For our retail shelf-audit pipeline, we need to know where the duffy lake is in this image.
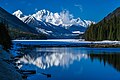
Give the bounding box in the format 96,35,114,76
12,40,120,80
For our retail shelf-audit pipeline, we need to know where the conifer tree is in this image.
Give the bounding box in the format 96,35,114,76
0,22,12,51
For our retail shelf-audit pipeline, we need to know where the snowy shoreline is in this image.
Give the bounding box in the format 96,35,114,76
13,39,120,48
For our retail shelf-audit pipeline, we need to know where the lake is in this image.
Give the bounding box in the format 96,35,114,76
12,41,120,80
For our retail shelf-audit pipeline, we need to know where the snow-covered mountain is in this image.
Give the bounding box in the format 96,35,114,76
0,7,37,34
13,9,95,38
13,9,94,27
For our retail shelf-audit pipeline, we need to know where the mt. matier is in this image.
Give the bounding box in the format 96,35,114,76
0,7,95,39
84,7,120,41
13,9,95,39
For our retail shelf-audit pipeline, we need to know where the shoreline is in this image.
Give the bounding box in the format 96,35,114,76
0,46,22,80
13,39,120,48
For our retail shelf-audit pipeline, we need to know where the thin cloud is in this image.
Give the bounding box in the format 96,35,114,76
35,8,38,11
74,4,83,12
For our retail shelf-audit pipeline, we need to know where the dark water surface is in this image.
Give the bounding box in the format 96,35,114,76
13,44,120,80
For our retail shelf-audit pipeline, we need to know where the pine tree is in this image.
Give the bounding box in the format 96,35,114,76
0,22,12,51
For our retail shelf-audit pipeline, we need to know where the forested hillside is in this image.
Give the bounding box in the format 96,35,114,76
0,22,12,51
84,7,120,41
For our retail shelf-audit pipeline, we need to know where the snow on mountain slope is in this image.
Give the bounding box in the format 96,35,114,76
13,9,95,38
22,15,40,27
84,20,95,26
13,10,24,20
13,9,95,28
0,7,37,34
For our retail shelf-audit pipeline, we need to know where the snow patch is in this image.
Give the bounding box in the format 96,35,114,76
72,31,84,34
13,9,95,27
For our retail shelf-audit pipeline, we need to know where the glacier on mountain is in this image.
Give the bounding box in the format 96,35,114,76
13,9,95,38
13,9,95,28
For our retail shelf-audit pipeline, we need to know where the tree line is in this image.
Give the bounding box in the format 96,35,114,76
0,22,12,51
84,15,120,41
0,21,47,51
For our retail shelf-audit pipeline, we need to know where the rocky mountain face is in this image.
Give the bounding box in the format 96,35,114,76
13,10,94,27
0,7,48,39
13,9,95,38
0,7,37,34
0,7,95,39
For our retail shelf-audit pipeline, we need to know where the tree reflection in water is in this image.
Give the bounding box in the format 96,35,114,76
16,45,120,72
89,53,120,72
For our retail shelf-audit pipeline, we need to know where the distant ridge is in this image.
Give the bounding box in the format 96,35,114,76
0,7,37,33
13,9,95,38
0,7,47,39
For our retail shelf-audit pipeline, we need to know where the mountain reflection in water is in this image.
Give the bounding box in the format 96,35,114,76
18,48,88,69
16,46,120,72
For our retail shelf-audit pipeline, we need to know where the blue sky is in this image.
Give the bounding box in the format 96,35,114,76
0,0,120,22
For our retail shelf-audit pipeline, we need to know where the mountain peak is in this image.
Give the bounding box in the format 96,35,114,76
35,9,50,15
32,9,51,21
13,10,24,19
13,9,95,27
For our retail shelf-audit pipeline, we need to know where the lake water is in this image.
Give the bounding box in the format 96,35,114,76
13,43,120,80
